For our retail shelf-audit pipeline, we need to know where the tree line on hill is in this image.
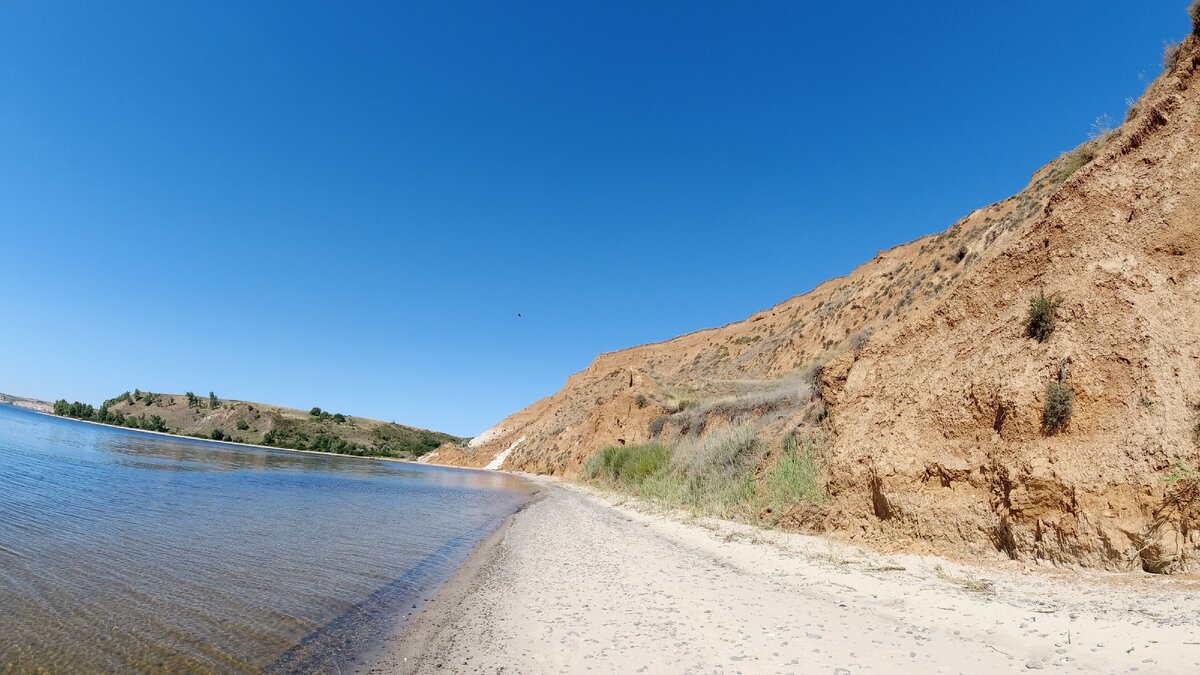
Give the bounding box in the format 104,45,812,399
52,399,169,433
51,390,459,459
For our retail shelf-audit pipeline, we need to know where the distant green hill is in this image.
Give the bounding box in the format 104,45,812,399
51,390,464,459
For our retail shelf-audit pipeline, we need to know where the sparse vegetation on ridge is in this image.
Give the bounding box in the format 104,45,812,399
1061,145,1096,178
1191,0,1200,34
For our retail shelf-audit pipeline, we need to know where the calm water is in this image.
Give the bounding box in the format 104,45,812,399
0,405,532,673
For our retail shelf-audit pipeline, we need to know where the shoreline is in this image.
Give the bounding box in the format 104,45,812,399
269,485,546,674
20,407,495,473
352,485,548,673
365,477,1200,674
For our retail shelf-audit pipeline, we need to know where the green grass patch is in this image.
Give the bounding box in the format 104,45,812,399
581,426,825,524
760,435,825,514
584,443,670,487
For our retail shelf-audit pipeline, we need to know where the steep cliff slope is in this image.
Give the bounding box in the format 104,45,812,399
431,33,1200,571
818,34,1200,572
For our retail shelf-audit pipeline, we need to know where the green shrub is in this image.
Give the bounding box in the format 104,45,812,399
236,419,250,431
209,392,220,408
210,428,227,441
310,407,323,417
1043,381,1074,433
634,394,648,409
1025,291,1062,342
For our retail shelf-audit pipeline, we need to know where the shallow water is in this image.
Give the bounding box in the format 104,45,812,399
0,404,532,673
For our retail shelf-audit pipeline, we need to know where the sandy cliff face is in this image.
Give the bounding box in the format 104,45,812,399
819,36,1200,571
431,36,1200,571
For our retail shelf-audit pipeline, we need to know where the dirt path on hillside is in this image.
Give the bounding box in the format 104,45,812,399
362,478,1200,674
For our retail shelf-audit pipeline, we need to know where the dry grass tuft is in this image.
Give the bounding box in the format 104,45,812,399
934,565,995,594
1164,40,1183,70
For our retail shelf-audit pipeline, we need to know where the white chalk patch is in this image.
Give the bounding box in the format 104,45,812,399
484,436,524,470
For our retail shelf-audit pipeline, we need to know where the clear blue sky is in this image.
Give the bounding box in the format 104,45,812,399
0,2,1191,436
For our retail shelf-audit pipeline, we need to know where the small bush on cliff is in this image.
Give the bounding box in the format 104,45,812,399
1060,143,1098,179
1165,463,1200,499
1164,40,1183,70
1043,381,1074,433
1191,0,1200,34
1025,291,1062,342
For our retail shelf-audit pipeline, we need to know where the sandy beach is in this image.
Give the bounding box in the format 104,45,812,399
362,476,1200,674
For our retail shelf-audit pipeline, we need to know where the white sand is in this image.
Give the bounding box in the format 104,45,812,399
363,477,1200,674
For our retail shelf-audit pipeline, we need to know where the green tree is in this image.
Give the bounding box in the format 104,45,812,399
209,392,220,408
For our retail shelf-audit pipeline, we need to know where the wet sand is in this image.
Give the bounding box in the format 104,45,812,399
362,477,1200,674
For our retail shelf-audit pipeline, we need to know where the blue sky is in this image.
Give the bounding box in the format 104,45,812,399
0,2,1191,436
